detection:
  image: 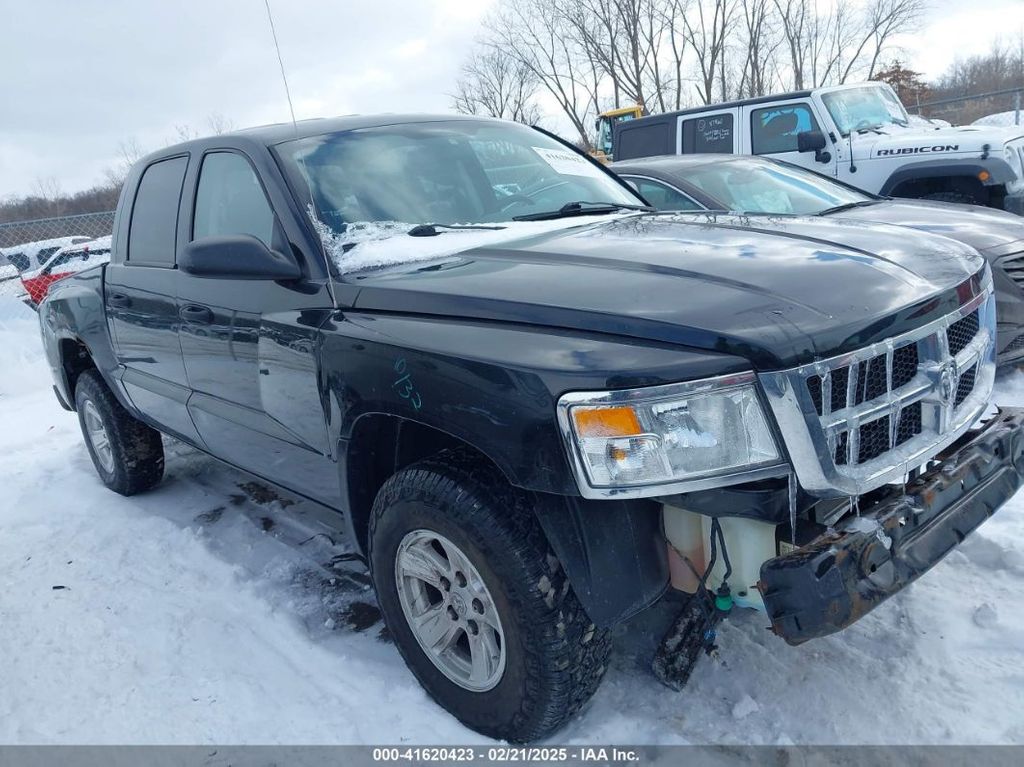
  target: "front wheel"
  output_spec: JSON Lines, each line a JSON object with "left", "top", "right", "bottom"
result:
{"left": 368, "top": 449, "right": 611, "bottom": 742}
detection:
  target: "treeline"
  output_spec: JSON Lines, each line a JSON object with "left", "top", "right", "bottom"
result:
{"left": 453, "top": 0, "right": 926, "bottom": 147}
{"left": 0, "top": 182, "right": 121, "bottom": 225}
{"left": 1, "top": 114, "right": 234, "bottom": 226}
{"left": 926, "top": 39, "right": 1024, "bottom": 124}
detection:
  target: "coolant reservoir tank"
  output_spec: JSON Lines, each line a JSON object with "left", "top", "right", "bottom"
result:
{"left": 662, "top": 505, "right": 778, "bottom": 612}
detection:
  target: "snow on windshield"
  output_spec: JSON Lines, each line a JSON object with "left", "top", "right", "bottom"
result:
{"left": 311, "top": 211, "right": 634, "bottom": 274}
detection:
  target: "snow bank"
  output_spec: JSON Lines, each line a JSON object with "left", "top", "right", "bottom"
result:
{"left": 0, "top": 298, "right": 47, "bottom": 397}
{"left": 972, "top": 111, "right": 1024, "bottom": 128}
{"left": 313, "top": 213, "right": 631, "bottom": 274}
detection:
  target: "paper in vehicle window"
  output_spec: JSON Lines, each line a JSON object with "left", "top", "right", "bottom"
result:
{"left": 531, "top": 147, "right": 604, "bottom": 178}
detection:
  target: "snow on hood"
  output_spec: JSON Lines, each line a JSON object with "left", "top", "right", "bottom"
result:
{"left": 312, "top": 212, "right": 634, "bottom": 274}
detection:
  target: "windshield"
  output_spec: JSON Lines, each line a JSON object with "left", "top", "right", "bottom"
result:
{"left": 597, "top": 111, "right": 638, "bottom": 156}
{"left": 277, "top": 120, "right": 642, "bottom": 235}
{"left": 821, "top": 85, "right": 909, "bottom": 136}
{"left": 681, "top": 157, "right": 869, "bottom": 214}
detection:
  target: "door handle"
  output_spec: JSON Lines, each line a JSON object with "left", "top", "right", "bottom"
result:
{"left": 108, "top": 292, "right": 131, "bottom": 309}
{"left": 179, "top": 304, "right": 213, "bottom": 325}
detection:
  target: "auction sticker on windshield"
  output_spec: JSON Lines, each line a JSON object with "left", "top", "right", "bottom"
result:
{"left": 532, "top": 146, "right": 606, "bottom": 178}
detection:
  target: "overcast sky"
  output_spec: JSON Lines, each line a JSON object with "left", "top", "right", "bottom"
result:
{"left": 1, "top": 0, "right": 1021, "bottom": 199}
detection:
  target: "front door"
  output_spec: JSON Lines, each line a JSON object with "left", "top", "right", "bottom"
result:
{"left": 105, "top": 154, "right": 202, "bottom": 445}
{"left": 176, "top": 150, "right": 338, "bottom": 504}
{"left": 747, "top": 101, "right": 837, "bottom": 177}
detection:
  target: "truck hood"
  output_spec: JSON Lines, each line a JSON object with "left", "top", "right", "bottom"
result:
{"left": 827, "top": 199, "right": 1024, "bottom": 254}
{"left": 347, "top": 213, "right": 986, "bottom": 370}
{"left": 859, "top": 123, "right": 1024, "bottom": 161}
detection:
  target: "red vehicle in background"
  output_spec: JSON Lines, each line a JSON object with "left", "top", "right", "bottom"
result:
{"left": 21, "top": 236, "right": 111, "bottom": 305}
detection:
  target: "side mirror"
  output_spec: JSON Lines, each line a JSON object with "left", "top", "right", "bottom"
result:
{"left": 796, "top": 130, "right": 827, "bottom": 153}
{"left": 595, "top": 118, "right": 601, "bottom": 133}
{"left": 179, "top": 235, "right": 301, "bottom": 280}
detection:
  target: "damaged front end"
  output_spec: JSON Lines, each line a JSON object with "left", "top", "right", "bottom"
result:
{"left": 759, "top": 407, "right": 1024, "bottom": 644}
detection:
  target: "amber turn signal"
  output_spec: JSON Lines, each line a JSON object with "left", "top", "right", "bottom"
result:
{"left": 572, "top": 406, "right": 642, "bottom": 437}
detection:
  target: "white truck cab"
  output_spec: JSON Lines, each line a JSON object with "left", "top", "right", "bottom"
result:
{"left": 614, "top": 81, "right": 1024, "bottom": 213}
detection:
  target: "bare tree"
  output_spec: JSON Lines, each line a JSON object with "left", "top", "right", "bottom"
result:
{"left": 683, "top": 0, "right": 734, "bottom": 104}
{"left": 103, "top": 137, "right": 147, "bottom": 188}
{"left": 774, "top": 0, "right": 924, "bottom": 90}
{"left": 842, "top": 0, "right": 926, "bottom": 82}
{"left": 452, "top": 47, "right": 542, "bottom": 123}
{"left": 30, "top": 176, "right": 67, "bottom": 217}
{"left": 207, "top": 112, "right": 235, "bottom": 135}
{"left": 484, "top": 0, "right": 602, "bottom": 146}
{"left": 735, "top": 0, "right": 781, "bottom": 97}
{"left": 173, "top": 124, "right": 200, "bottom": 143}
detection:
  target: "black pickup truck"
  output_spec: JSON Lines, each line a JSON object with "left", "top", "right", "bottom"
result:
{"left": 38, "top": 115, "right": 1024, "bottom": 743}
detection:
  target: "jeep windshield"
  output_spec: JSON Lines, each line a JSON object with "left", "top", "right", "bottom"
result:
{"left": 277, "top": 120, "right": 643, "bottom": 235}
{"left": 679, "top": 157, "right": 870, "bottom": 215}
{"left": 821, "top": 85, "right": 910, "bottom": 137}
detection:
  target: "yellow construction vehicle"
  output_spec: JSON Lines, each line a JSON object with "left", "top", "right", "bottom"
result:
{"left": 592, "top": 104, "right": 644, "bottom": 162}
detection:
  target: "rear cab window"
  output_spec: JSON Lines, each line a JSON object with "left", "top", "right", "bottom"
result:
{"left": 128, "top": 156, "right": 188, "bottom": 266}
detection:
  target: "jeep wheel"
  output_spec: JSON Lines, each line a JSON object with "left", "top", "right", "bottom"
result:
{"left": 75, "top": 369, "right": 165, "bottom": 495}
{"left": 368, "top": 448, "right": 611, "bottom": 743}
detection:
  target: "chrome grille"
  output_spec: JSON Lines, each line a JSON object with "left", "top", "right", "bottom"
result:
{"left": 759, "top": 283, "right": 996, "bottom": 497}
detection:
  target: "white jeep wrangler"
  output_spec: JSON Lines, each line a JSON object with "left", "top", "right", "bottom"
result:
{"left": 614, "top": 81, "right": 1024, "bottom": 214}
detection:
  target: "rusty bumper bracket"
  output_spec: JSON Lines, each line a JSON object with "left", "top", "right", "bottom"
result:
{"left": 759, "top": 407, "right": 1024, "bottom": 645}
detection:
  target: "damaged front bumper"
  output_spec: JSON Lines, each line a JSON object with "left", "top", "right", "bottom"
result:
{"left": 758, "top": 407, "right": 1024, "bottom": 645}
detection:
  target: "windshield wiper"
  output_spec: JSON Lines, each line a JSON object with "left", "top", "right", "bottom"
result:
{"left": 408, "top": 223, "right": 507, "bottom": 237}
{"left": 818, "top": 200, "right": 881, "bottom": 216}
{"left": 512, "top": 200, "right": 653, "bottom": 222}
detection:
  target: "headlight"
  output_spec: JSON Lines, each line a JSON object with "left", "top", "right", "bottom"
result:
{"left": 557, "top": 372, "right": 783, "bottom": 498}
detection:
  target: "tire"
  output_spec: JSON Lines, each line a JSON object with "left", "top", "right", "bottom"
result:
{"left": 368, "top": 448, "right": 611, "bottom": 743}
{"left": 921, "top": 191, "right": 979, "bottom": 205}
{"left": 74, "top": 369, "right": 164, "bottom": 495}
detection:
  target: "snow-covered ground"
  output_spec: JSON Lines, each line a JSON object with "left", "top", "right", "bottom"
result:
{"left": 2, "top": 298, "right": 1024, "bottom": 745}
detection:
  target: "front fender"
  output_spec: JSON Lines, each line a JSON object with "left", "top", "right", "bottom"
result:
{"left": 319, "top": 310, "right": 749, "bottom": 496}
{"left": 880, "top": 157, "right": 1017, "bottom": 196}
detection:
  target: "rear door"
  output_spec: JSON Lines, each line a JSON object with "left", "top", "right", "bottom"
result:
{"left": 676, "top": 110, "right": 738, "bottom": 155}
{"left": 105, "top": 155, "right": 202, "bottom": 444}
{"left": 176, "top": 149, "right": 338, "bottom": 504}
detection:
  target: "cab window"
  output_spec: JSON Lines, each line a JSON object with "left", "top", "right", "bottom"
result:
{"left": 751, "top": 104, "right": 820, "bottom": 154}
{"left": 128, "top": 156, "right": 188, "bottom": 265}
{"left": 193, "top": 152, "right": 275, "bottom": 246}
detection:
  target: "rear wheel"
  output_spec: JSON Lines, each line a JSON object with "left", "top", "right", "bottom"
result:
{"left": 368, "top": 449, "right": 611, "bottom": 742}
{"left": 74, "top": 370, "right": 164, "bottom": 495}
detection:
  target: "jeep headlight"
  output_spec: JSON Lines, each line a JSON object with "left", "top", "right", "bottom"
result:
{"left": 557, "top": 372, "right": 783, "bottom": 498}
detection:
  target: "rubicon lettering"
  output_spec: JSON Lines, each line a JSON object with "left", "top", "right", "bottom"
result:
{"left": 876, "top": 144, "right": 959, "bottom": 156}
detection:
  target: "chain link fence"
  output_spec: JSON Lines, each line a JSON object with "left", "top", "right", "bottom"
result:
{"left": 908, "top": 87, "right": 1024, "bottom": 127}
{"left": 0, "top": 211, "right": 115, "bottom": 304}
